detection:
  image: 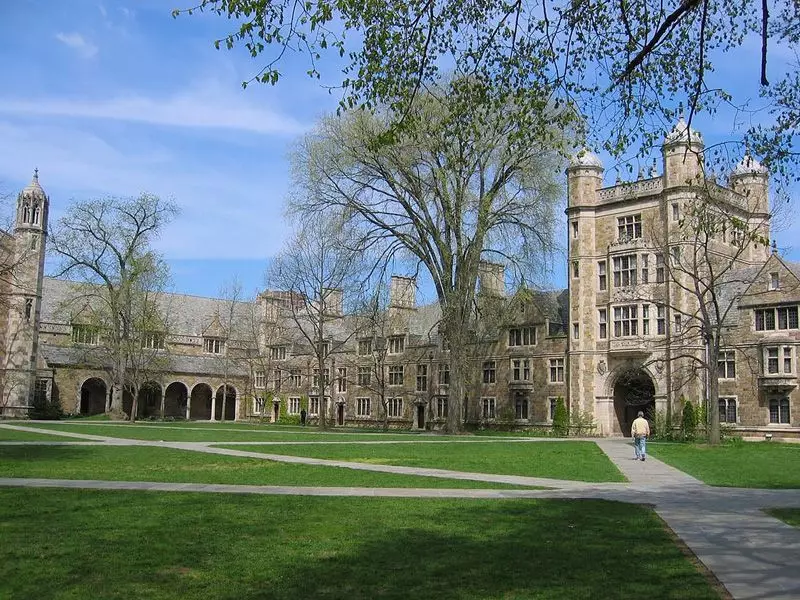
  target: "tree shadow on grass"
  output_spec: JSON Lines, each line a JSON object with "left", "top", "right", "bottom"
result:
{"left": 0, "top": 491, "right": 721, "bottom": 600}
{"left": 0, "top": 444, "right": 90, "bottom": 463}
{"left": 239, "top": 500, "right": 719, "bottom": 600}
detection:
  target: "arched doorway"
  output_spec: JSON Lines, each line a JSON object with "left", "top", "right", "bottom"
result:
{"left": 164, "top": 382, "right": 188, "bottom": 418}
{"left": 215, "top": 385, "right": 237, "bottom": 421}
{"left": 80, "top": 378, "right": 107, "bottom": 415}
{"left": 613, "top": 369, "right": 655, "bottom": 437}
{"left": 138, "top": 382, "right": 162, "bottom": 419}
{"left": 190, "top": 383, "right": 213, "bottom": 420}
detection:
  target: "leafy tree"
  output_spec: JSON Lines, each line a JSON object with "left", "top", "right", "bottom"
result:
{"left": 49, "top": 194, "right": 179, "bottom": 418}
{"left": 175, "top": 0, "right": 799, "bottom": 183}
{"left": 289, "top": 84, "right": 564, "bottom": 432}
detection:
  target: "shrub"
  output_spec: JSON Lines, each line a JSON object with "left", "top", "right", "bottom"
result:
{"left": 570, "top": 409, "right": 596, "bottom": 436}
{"left": 552, "top": 397, "right": 569, "bottom": 437}
{"left": 28, "top": 392, "right": 63, "bottom": 420}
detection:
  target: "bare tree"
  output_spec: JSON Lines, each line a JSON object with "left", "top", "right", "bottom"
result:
{"left": 630, "top": 176, "right": 774, "bottom": 444}
{"left": 123, "top": 257, "right": 174, "bottom": 422}
{"left": 290, "top": 84, "right": 565, "bottom": 432}
{"left": 49, "top": 194, "right": 179, "bottom": 418}
{"left": 267, "top": 217, "right": 366, "bottom": 429}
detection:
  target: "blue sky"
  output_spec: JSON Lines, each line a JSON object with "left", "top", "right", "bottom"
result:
{"left": 0, "top": 0, "right": 797, "bottom": 301}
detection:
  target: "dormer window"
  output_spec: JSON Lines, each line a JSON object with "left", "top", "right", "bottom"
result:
{"left": 204, "top": 337, "right": 224, "bottom": 354}
{"left": 270, "top": 345, "right": 287, "bottom": 360}
{"left": 388, "top": 336, "right": 405, "bottom": 354}
{"left": 358, "top": 339, "right": 373, "bottom": 356}
{"left": 508, "top": 326, "right": 536, "bottom": 346}
{"left": 142, "top": 332, "right": 165, "bottom": 350}
{"left": 72, "top": 324, "right": 99, "bottom": 345}
{"left": 769, "top": 272, "right": 779, "bottom": 291}
{"left": 617, "top": 214, "right": 642, "bottom": 241}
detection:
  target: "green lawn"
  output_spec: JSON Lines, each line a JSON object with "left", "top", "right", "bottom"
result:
{"left": 648, "top": 442, "right": 800, "bottom": 488}
{"left": 224, "top": 440, "right": 625, "bottom": 482}
{"left": 18, "top": 421, "right": 444, "bottom": 442}
{"left": 0, "top": 445, "right": 532, "bottom": 489}
{"left": 765, "top": 508, "right": 800, "bottom": 527}
{"left": 0, "top": 488, "right": 720, "bottom": 600}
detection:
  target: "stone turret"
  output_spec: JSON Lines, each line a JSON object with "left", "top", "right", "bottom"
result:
{"left": 2, "top": 170, "right": 49, "bottom": 416}
{"left": 729, "top": 155, "right": 769, "bottom": 215}
{"left": 662, "top": 117, "right": 705, "bottom": 188}
{"left": 566, "top": 150, "right": 604, "bottom": 208}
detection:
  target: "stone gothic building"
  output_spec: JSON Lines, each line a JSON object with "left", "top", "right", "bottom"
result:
{"left": 1, "top": 119, "right": 798, "bottom": 437}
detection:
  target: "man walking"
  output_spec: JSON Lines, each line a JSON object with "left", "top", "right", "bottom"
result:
{"left": 632, "top": 410, "right": 650, "bottom": 461}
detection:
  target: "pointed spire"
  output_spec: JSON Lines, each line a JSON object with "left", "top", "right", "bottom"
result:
{"left": 33, "top": 167, "right": 39, "bottom": 182}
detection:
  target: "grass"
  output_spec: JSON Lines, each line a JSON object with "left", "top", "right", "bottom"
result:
{"left": 0, "top": 445, "right": 534, "bottom": 489}
{"left": 223, "top": 440, "right": 626, "bottom": 482}
{"left": 765, "top": 508, "right": 800, "bottom": 527}
{"left": 648, "top": 441, "right": 800, "bottom": 488}
{"left": 0, "top": 488, "right": 721, "bottom": 600}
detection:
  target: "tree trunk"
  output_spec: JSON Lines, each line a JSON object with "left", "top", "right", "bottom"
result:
{"left": 130, "top": 385, "right": 139, "bottom": 423}
{"left": 707, "top": 344, "right": 721, "bottom": 445}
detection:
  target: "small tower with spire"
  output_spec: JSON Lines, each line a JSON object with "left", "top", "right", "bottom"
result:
{"left": 662, "top": 111, "right": 705, "bottom": 189}
{"left": 1, "top": 169, "right": 49, "bottom": 416}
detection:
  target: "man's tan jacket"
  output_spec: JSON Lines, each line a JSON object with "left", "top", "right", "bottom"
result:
{"left": 631, "top": 417, "right": 650, "bottom": 438}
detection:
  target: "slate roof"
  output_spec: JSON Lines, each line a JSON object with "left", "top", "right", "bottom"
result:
{"left": 40, "top": 344, "right": 249, "bottom": 377}
{"left": 41, "top": 277, "right": 256, "bottom": 337}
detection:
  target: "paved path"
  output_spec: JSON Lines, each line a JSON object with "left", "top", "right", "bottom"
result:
{"left": 2, "top": 423, "right": 800, "bottom": 599}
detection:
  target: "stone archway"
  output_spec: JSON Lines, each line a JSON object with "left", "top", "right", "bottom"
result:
{"left": 190, "top": 383, "right": 213, "bottom": 420}
{"left": 164, "top": 382, "right": 188, "bottom": 418}
{"left": 215, "top": 385, "right": 236, "bottom": 421}
{"left": 613, "top": 368, "right": 656, "bottom": 437}
{"left": 80, "top": 378, "right": 107, "bottom": 415}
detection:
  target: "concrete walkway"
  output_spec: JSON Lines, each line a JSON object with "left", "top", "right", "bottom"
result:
{"left": 2, "top": 424, "right": 800, "bottom": 599}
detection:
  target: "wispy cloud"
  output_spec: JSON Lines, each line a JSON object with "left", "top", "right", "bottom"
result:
{"left": 0, "top": 120, "right": 291, "bottom": 260}
{"left": 55, "top": 32, "right": 98, "bottom": 59}
{"left": 0, "top": 82, "right": 307, "bottom": 136}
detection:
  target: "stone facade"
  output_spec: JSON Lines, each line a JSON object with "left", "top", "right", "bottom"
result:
{"left": 2, "top": 121, "right": 798, "bottom": 436}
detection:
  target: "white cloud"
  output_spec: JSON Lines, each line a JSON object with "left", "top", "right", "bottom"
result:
{"left": 0, "top": 120, "right": 291, "bottom": 260}
{"left": 55, "top": 32, "right": 99, "bottom": 59}
{"left": 0, "top": 82, "right": 308, "bottom": 136}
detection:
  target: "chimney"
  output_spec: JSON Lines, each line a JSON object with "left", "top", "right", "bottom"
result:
{"left": 389, "top": 276, "right": 416, "bottom": 308}
{"left": 478, "top": 261, "right": 505, "bottom": 296}
{"left": 322, "top": 288, "right": 343, "bottom": 316}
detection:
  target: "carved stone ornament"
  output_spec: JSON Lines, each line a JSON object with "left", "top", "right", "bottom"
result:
{"left": 597, "top": 361, "right": 607, "bottom": 375}
{"left": 655, "top": 362, "right": 664, "bottom": 374}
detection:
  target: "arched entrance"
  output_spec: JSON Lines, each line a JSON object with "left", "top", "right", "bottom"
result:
{"left": 215, "top": 385, "right": 237, "bottom": 421}
{"left": 190, "top": 383, "right": 213, "bottom": 420}
{"left": 613, "top": 369, "right": 655, "bottom": 437}
{"left": 336, "top": 402, "right": 345, "bottom": 426}
{"left": 164, "top": 382, "right": 188, "bottom": 418}
{"left": 137, "top": 382, "right": 163, "bottom": 419}
{"left": 80, "top": 378, "right": 107, "bottom": 415}
{"left": 416, "top": 402, "right": 425, "bottom": 429}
